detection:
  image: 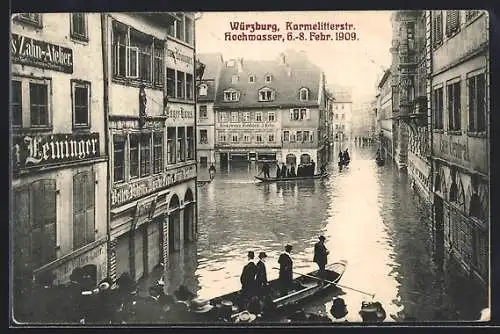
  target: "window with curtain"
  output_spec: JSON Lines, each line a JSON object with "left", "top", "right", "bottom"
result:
{"left": 140, "top": 133, "right": 151, "bottom": 177}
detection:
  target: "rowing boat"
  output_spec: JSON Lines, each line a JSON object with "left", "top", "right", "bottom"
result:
{"left": 208, "top": 260, "right": 347, "bottom": 320}
{"left": 254, "top": 173, "right": 328, "bottom": 182}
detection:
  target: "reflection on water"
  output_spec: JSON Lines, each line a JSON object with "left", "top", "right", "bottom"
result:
{"left": 176, "top": 145, "right": 486, "bottom": 322}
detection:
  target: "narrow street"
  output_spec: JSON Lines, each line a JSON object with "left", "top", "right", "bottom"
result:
{"left": 152, "top": 143, "right": 487, "bottom": 322}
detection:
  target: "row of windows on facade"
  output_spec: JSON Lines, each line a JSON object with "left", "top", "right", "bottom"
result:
{"left": 221, "top": 88, "right": 310, "bottom": 102}
{"left": 13, "top": 172, "right": 96, "bottom": 271}
{"left": 431, "top": 10, "right": 482, "bottom": 48}
{"left": 113, "top": 127, "right": 194, "bottom": 183}
{"left": 112, "top": 21, "right": 194, "bottom": 100}
{"left": 431, "top": 72, "right": 487, "bottom": 133}
{"left": 15, "top": 13, "right": 89, "bottom": 42}
{"left": 213, "top": 109, "right": 311, "bottom": 123}
{"left": 229, "top": 73, "right": 274, "bottom": 85}
{"left": 11, "top": 78, "right": 90, "bottom": 129}
{"left": 215, "top": 130, "right": 315, "bottom": 143}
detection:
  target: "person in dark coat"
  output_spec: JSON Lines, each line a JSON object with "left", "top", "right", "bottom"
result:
{"left": 276, "top": 164, "right": 281, "bottom": 179}
{"left": 255, "top": 252, "right": 268, "bottom": 296}
{"left": 240, "top": 251, "right": 257, "bottom": 305}
{"left": 278, "top": 244, "right": 293, "bottom": 294}
{"left": 209, "top": 163, "right": 216, "bottom": 180}
{"left": 343, "top": 149, "right": 350, "bottom": 166}
{"left": 289, "top": 165, "right": 296, "bottom": 177}
{"left": 296, "top": 165, "right": 302, "bottom": 177}
{"left": 313, "top": 236, "right": 329, "bottom": 280}
{"left": 338, "top": 151, "right": 344, "bottom": 167}
{"left": 281, "top": 163, "right": 287, "bottom": 178}
{"left": 311, "top": 160, "right": 316, "bottom": 176}
{"left": 262, "top": 162, "right": 270, "bottom": 179}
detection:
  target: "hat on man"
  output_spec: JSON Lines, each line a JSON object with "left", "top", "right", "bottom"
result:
{"left": 235, "top": 311, "right": 257, "bottom": 323}
{"left": 190, "top": 297, "right": 214, "bottom": 313}
{"left": 258, "top": 252, "right": 268, "bottom": 259}
{"left": 247, "top": 251, "right": 255, "bottom": 259}
{"left": 285, "top": 244, "right": 293, "bottom": 252}
{"left": 319, "top": 235, "right": 326, "bottom": 241}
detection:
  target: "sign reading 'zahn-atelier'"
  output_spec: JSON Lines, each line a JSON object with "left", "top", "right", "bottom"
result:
{"left": 12, "top": 133, "right": 100, "bottom": 172}
{"left": 11, "top": 33, "right": 73, "bottom": 74}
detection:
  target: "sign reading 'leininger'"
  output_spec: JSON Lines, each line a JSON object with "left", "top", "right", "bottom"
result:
{"left": 11, "top": 33, "right": 74, "bottom": 73}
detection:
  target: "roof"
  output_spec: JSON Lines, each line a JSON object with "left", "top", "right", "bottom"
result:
{"left": 197, "top": 53, "right": 223, "bottom": 80}
{"left": 377, "top": 69, "right": 391, "bottom": 88}
{"left": 214, "top": 52, "right": 323, "bottom": 109}
{"left": 328, "top": 85, "right": 352, "bottom": 103}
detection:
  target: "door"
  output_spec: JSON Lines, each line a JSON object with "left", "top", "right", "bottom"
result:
{"left": 134, "top": 228, "right": 145, "bottom": 280}
{"left": 147, "top": 222, "right": 160, "bottom": 272}
{"left": 434, "top": 196, "right": 444, "bottom": 265}
{"left": 169, "top": 210, "right": 181, "bottom": 253}
{"left": 114, "top": 235, "right": 130, "bottom": 279}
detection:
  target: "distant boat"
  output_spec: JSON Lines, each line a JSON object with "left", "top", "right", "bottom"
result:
{"left": 376, "top": 158, "right": 385, "bottom": 166}
{"left": 254, "top": 173, "right": 328, "bottom": 183}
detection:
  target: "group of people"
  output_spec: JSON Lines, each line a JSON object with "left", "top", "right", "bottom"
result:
{"left": 338, "top": 149, "right": 351, "bottom": 168}
{"left": 260, "top": 161, "right": 321, "bottom": 179}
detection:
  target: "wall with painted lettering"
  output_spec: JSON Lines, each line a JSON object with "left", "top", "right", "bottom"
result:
{"left": 164, "top": 102, "right": 195, "bottom": 127}
{"left": 11, "top": 13, "right": 105, "bottom": 155}
{"left": 11, "top": 160, "right": 108, "bottom": 259}
{"left": 166, "top": 38, "right": 194, "bottom": 74}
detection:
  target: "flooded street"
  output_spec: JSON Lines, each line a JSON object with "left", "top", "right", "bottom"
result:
{"left": 161, "top": 144, "right": 487, "bottom": 322}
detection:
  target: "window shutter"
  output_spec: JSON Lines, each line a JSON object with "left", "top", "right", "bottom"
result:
{"left": 86, "top": 171, "right": 96, "bottom": 243}
{"left": 306, "top": 109, "right": 311, "bottom": 120}
{"left": 34, "top": 180, "right": 57, "bottom": 265}
{"left": 13, "top": 187, "right": 32, "bottom": 272}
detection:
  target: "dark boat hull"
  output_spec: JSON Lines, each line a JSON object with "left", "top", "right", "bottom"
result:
{"left": 255, "top": 174, "right": 328, "bottom": 182}
{"left": 208, "top": 260, "right": 347, "bottom": 320}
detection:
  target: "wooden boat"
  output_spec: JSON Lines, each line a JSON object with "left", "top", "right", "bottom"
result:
{"left": 255, "top": 173, "right": 328, "bottom": 182}
{"left": 376, "top": 158, "right": 385, "bottom": 166}
{"left": 208, "top": 260, "right": 348, "bottom": 320}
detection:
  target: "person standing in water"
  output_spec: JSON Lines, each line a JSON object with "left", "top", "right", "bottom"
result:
{"left": 208, "top": 163, "right": 216, "bottom": 180}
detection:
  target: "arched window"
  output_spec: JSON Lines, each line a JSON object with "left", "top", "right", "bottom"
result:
{"left": 198, "top": 84, "right": 207, "bottom": 96}
{"left": 169, "top": 194, "right": 180, "bottom": 210}
{"left": 299, "top": 88, "right": 309, "bottom": 101}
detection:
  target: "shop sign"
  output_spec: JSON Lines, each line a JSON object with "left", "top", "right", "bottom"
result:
{"left": 218, "top": 122, "right": 276, "bottom": 129}
{"left": 131, "top": 196, "right": 158, "bottom": 230}
{"left": 11, "top": 34, "right": 73, "bottom": 73}
{"left": 51, "top": 243, "right": 107, "bottom": 285}
{"left": 112, "top": 164, "right": 196, "bottom": 207}
{"left": 165, "top": 105, "right": 194, "bottom": 119}
{"left": 167, "top": 47, "right": 193, "bottom": 65}
{"left": 12, "top": 132, "right": 100, "bottom": 172}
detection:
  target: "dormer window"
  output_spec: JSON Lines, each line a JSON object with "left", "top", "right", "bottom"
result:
{"left": 258, "top": 87, "right": 275, "bottom": 102}
{"left": 223, "top": 88, "right": 240, "bottom": 102}
{"left": 231, "top": 75, "right": 239, "bottom": 84}
{"left": 265, "top": 74, "right": 272, "bottom": 83}
{"left": 199, "top": 84, "right": 208, "bottom": 96}
{"left": 299, "top": 88, "right": 309, "bottom": 101}
{"left": 248, "top": 75, "right": 255, "bottom": 83}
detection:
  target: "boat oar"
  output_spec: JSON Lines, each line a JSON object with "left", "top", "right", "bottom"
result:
{"left": 272, "top": 267, "right": 375, "bottom": 299}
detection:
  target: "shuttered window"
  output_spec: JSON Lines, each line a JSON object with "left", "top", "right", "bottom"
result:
{"left": 432, "top": 11, "right": 443, "bottom": 47}
{"left": 446, "top": 10, "right": 460, "bottom": 37}
{"left": 13, "top": 180, "right": 57, "bottom": 274}
{"left": 73, "top": 172, "right": 96, "bottom": 250}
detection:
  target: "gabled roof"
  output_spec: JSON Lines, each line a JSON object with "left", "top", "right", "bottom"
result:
{"left": 214, "top": 53, "right": 322, "bottom": 109}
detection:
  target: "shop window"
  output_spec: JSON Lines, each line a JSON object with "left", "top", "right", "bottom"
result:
{"left": 72, "top": 80, "right": 91, "bottom": 129}
{"left": 432, "top": 87, "right": 444, "bottom": 129}
{"left": 73, "top": 171, "right": 95, "bottom": 250}
{"left": 176, "top": 71, "right": 185, "bottom": 99}
{"left": 199, "top": 129, "right": 208, "bottom": 144}
{"left": 199, "top": 105, "right": 208, "bottom": 119}
{"left": 13, "top": 180, "right": 56, "bottom": 272}
{"left": 447, "top": 81, "right": 461, "bottom": 131}
{"left": 70, "top": 13, "right": 88, "bottom": 41}
{"left": 11, "top": 80, "right": 22, "bottom": 127}
{"left": 468, "top": 72, "right": 487, "bottom": 132}
{"left": 113, "top": 135, "right": 125, "bottom": 183}
{"left": 186, "top": 73, "right": 194, "bottom": 100}
{"left": 167, "top": 127, "right": 176, "bottom": 164}
{"left": 139, "top": 133, "right": 151, "bottom": 177}
{"left": 177, "top": 127, "right": 185, "bottom": 162}
{"left": 153, "top": 132, "right": 163, "bottom": 174}
{"left": 187, "top": 126, "right": 194, "bottom": 160}
{"left": 129, "top": 134, "right": 139, "bottom": 178}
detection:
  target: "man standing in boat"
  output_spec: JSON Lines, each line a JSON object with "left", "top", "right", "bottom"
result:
{"left": 255, "top": 252, "right": 268, "bottom": 297}
{"left": 313, "top": 236, "right": 329, "bottom": 282}
{"left": 240, "top": 251, "right": 258, "bottom": 306}
{"left": 261, "top": 162, "right": 270, "bottom": 179}
{"left": 278, "top": 244, "right": 294, "bottom": 294}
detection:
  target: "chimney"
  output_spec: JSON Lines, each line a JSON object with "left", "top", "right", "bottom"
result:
{"left": 237, "top": 58, "right": 243, "bottom": 73}
{"left": 279, "top": 53, "right": 286, "bottom": 65}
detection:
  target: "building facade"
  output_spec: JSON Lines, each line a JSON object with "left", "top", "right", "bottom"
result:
{"left": 11, "top": 13, "right": 108, "bottom": 318}
{"left": 376, "top": 69, "right": 394, "bottom": 160}
{"left": 430, "top": 10, "right": 489, "bottom": 286}
{"left": 196, "top": 53, "right": 224, "bottom": 166}
{"left": 103, "top": 12, "right": 197, "bottom": 283}
{"left": 329, "top": 85, "right": 353, "bottom": 143}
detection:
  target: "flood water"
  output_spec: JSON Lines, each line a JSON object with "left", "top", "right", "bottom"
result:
{"left": 161, "top": 143, "right": 487, "bottom": 322}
